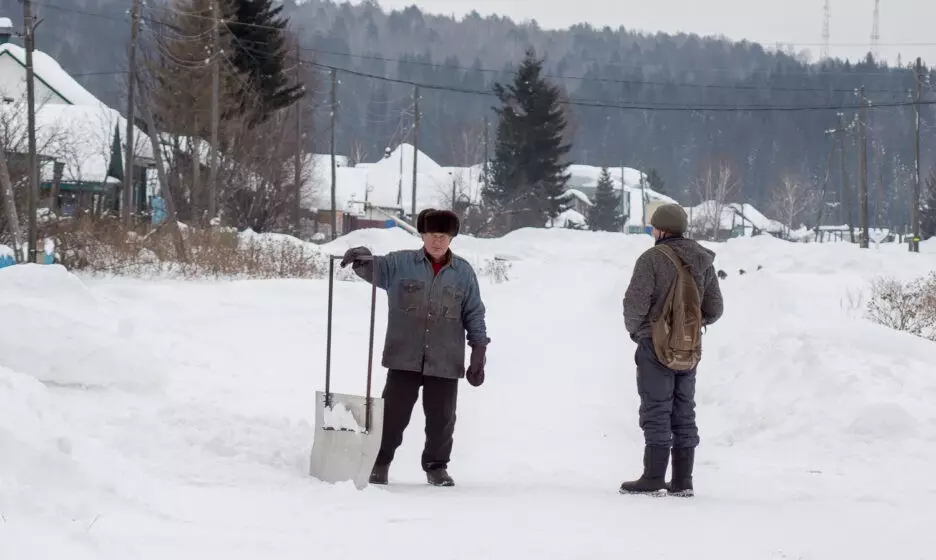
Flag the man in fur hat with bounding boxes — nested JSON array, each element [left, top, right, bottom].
[[340, 208, 490, 487]]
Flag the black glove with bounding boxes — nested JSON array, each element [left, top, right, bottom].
[[340, 246, 372, 268], [466, 344, 486, 387]]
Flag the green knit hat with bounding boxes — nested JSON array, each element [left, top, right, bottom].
[[650, 203, 688, 234]]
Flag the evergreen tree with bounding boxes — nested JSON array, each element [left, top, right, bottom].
[[482, 48, 572, 231], [646, 168, 666, 197], [587, 167, 624, 232], [226, 0, 304, 123]]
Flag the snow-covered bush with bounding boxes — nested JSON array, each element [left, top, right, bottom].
[[478, 257, 511, 284], [865, 273, 936, 341], [840, 288, 865, 318]]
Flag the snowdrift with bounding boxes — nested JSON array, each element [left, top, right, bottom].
[[1, 228, 935, 558], [0, 264, 168, 391]]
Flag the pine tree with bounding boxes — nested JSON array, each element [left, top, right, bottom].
[[225, 0, 304, 123], [482, 48, 572, 231], [646, 168, 666, 196], [587, 167, 624, 232]]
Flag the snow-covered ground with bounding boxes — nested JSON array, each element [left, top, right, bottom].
[[2, 230, 935, 558]]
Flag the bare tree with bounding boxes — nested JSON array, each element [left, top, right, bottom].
[[139, 6, 314, 234], [0, 97, 74, 235], [768, 174, 819, 232], [0, 136, 22, 255], [347, 139, 368, 167], [692, 159, 740, 241], [443, 118, 486, 168], [144, 0, 245, 224]]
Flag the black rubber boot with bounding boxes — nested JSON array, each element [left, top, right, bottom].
[[666, 447, 695, 497], [369, 463, 389, 485], [426, 468, 455, 487], [619, 446, 669, 496]]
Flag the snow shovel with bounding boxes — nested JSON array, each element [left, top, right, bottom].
[[309, 254, 384, 490]]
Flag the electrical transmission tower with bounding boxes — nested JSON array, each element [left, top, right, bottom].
[[821, 0, 831, 61], [870, 0, 880, 60]]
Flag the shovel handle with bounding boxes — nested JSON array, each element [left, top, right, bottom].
[[325, 253, 378, 432]]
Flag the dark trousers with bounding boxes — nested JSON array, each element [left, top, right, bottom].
[[635, 338, 700, 449], [375, 369, 458, 472]]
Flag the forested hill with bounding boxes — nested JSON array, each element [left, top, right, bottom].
[[2, 0, 934, 222]]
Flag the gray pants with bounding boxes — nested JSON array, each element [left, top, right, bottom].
[[635, 338, 700, 448]]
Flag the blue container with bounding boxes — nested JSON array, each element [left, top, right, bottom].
[[0, 254, 14, 269]]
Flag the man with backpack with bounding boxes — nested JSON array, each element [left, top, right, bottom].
[[620, 203, 723, 497]]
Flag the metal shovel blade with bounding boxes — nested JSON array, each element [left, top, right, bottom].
[[309, 390, 384, 490]]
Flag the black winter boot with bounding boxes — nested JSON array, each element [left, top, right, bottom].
[[426, 468, 455, 487], [619, 446, 670, 496], [369, 463, 389, 485], [666, 447, 694, 497]]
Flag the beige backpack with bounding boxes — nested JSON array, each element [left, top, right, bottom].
[[651, 244, 703, 371]]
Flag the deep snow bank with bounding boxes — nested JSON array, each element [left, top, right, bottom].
[[0, 264, 168, 391]]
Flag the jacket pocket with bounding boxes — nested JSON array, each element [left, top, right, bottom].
[[399, 278, 425, 313], [440, 285, 464, 320]]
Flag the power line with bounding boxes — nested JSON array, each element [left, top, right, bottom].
[[308, 61, 936, 113], [29, 0, 932, 86], [233, 39, 929, 112], [26, 0, 936, 112], [288, 45, 910, 94]]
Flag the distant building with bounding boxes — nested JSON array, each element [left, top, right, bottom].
[[0, 24, 154, 218]]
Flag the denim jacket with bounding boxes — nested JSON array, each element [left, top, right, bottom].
[[353, 249, 490, 379]]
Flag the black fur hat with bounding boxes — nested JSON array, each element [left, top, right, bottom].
[[416, 208, 460, 237]]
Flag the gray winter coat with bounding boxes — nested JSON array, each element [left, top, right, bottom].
[[623, 236, 724, 342], [353, 248, 490, 379]]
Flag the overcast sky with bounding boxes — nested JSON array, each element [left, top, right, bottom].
[[371, 0, 936, 66]]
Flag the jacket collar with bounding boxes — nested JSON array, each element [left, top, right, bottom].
[[654, 233, 684, 246], [414, 248, 456, 268]]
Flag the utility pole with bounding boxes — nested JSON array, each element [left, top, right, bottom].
[[293, 44, 303, 236], [836, 113, 855, 243], [482, 115, 489, 190], [620, 164, 627, 232], [23, 0, 39, 263], [329, 68, 337, 239], [815, 135, 837, 235], [207, 0, 221, 226], [411, 85, 420, 226], [451, 178, 457, 211], [640, 168, 647, 228], [911, 57, 923, 253], [122, 0, 141, 228], [858, 87, 870, 248]]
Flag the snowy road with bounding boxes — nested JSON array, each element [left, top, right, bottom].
[[2, 230, 935, 558]]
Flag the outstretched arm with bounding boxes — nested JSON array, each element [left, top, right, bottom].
[[346, 247, 395, 291]]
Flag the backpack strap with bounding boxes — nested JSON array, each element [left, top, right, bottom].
[[655, 244, 684, 271]]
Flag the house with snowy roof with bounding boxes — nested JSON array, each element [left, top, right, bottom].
[[554, 165, 677, 231], [686, 201, 786, 240], [0, 18, 154, 218]]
